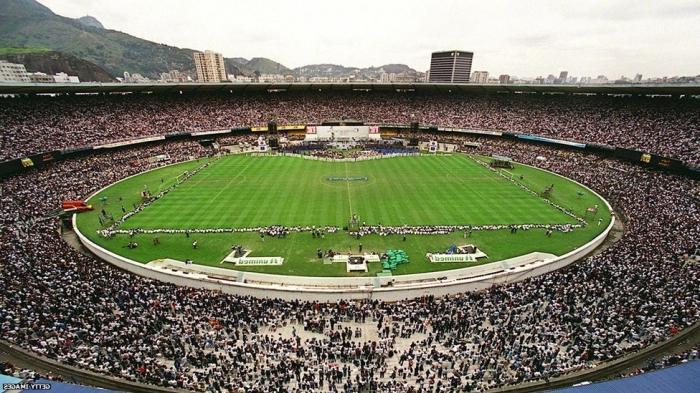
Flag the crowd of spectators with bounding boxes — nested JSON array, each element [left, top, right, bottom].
[[107, 225, 340, 238], [282, 147, 417, 160], [275, 140, 417, 159], [350, 223, 581, 237], [0, 104, 699, 392], [1, 92, 698, 164], [616, 345, 698, 379]]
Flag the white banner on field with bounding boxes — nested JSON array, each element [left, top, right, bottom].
[[231, 257, 284, 266], [427, 251, 487, 263], [305, 126, 381, 142]]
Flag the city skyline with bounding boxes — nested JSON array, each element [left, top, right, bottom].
[[25, 0, 700, 78]]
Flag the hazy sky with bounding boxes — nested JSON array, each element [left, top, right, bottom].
[[40, 0, 700, 78]]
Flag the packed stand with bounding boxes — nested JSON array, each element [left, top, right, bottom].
[[1, 92, 698, 164], [0, 134, 698, 392]]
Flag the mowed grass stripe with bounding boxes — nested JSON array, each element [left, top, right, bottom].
[[426, 156, 473, 223], [462, 155, 574, 224], [123, 154, 578, 229], [391, 158, 418, 223], [451, 156, 502, 223], [411, 157, 454, 224], [282, 158, 310, 224], [191, 157, 251, 228], [169, 157, 244, 228], [247, 157, 284, 225], [77, 155, 613, 276]]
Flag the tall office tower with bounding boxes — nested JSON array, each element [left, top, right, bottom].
[[194, 50, 227, 82], [428, 50, 473, 83], [498, 74, 511, 84]]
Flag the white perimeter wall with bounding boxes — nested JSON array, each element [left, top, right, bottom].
[[74, 217, 613, 302]]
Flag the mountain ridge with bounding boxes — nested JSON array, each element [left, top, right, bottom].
[[0, 0, 199, 78], [0, 49, 116, 82], [75, 15, 104, 29], [0, 0, 419, 80], [293, 63, 418, 79]]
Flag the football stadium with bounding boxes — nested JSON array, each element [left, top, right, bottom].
[[1, 83, 698, 392], [1, 1, 699, 392]]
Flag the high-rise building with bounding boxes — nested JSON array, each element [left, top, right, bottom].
[[498, 74, 511, 84], [0, 60, 30, 83], [194, 50, 227, 82], [556, 71, 568, 84], [428, 50, 473, 83], [634, 74, 643, 82], [471, 71, 489, 84]]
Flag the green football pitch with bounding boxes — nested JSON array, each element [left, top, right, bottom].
[[76, 154, 612, 277]]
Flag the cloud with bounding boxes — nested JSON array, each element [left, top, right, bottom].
[[563, 0, 700, 21], [510, 33, 555, 46], [37, 0, 700, 77], [658, 2, 700, 18]]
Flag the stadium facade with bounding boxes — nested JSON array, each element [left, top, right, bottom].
[[1, 83, 698, 392]]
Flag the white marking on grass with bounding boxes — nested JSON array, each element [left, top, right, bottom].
[[202, 156, 258, 210], [468, 155, 581, 224], [436, 154, 490, 201], [344, 161, 354, 217]]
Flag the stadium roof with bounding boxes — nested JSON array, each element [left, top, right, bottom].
[[554, 360, 700, 393], [1, 82, 700, 96]]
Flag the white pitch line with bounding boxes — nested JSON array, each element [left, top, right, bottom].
[[203, 156, 258, 209], [344, 161, 354, 217]]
